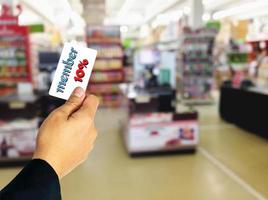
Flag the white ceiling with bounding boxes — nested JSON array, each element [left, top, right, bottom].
[[16, 0, 85, 30], [10, 0, 268, 30], [105, 0, 184, 25], [104, 0, 268, 26]]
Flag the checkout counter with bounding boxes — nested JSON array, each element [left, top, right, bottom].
[[120, 84, 199, 156]]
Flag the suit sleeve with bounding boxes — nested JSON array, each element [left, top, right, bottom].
[[0, 159, 61, 200]]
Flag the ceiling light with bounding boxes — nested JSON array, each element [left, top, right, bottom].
[[155, 10, 183, 26], [202, 13, 211, 21], [105, 13, 143, 26], [120, 26, 129, 33], [237, 8, 268, 20]]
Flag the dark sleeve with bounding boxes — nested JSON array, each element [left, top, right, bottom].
[[0, 159, 61, 200]]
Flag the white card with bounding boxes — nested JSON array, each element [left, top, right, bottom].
[[49, 42, 97, 100]]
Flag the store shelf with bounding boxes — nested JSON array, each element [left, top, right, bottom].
[[96, 56, 123, 60], [87, 26, 124, 107], [87, 38, 121, 45], [90, 80, 124, 84], [93, 68, 124, 72]]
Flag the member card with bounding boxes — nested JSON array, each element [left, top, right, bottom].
[[49, 42, 97, 100]]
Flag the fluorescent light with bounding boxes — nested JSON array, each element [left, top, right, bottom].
[[154, 10, 183, 26], [105, 13, 143, 26], [145, 0, 181, 22], [120, 26, 129, 33], [213, 0, 268, 20], [21, 0, 73, 28], [238, 8, 268, 20]]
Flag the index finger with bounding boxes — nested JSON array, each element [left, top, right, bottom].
[[72, 94, 99, 119]]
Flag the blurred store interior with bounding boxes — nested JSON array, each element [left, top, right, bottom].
[[1, 0, 268, 199]]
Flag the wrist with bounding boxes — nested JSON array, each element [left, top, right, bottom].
[[33, 153, 63, 179]]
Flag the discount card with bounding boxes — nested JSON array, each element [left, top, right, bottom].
[[49, 42, 97, 100]]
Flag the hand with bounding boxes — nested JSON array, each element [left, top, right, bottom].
[[33, 87, 99, 179]]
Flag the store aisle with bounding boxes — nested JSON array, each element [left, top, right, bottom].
[[1, 106, 268, 200]]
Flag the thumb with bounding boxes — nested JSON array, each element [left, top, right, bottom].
[[58, 87, 85, 117], [72, 94, 99, 120]]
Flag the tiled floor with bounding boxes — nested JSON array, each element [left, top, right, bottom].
[[1, 105, 268, 200]]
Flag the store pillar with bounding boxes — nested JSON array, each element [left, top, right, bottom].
[[189, 0, 204, 29]]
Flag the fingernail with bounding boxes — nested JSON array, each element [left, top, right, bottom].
[[73, 87, 84, 97]]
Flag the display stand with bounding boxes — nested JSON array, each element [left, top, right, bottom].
[[87, 26, 124, 107], [180, 28, 217, 104], [121, 85, 198, 156]]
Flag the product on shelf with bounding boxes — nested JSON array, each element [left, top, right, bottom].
[[246, 39, 268, 87], [89, 44, 123, 58], [227, 41, 251, 87], [248, 40, 268, 62], [86, 26, 121, 44], [94, 59, 122, 71], [99, 93, 122, 107], [88, 83, 120, 94], [91, 71, 124, 83]]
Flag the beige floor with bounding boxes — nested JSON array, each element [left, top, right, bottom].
[[1, 105, 268, 200]]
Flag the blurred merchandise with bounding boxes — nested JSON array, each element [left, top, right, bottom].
[[0, 119, 38, 159], [0, 5, 31, 83], [86, 26, 121, 44], [91, 71, 124, 83], [94, 59, 122, 71], [180, 27, 218, 103], [227, 40, 251, 88], [87, 26, 124, 107]]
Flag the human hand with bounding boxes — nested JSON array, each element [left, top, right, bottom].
[[33, 87, 99, 179]]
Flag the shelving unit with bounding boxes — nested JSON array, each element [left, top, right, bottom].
[[0, 19, 31, 84], [180, 28, 218, 104], [248, 39, 268, 87], [0, 8, 31, 97], [86, 26, 124, 107], [0, 5, 35, 167]]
